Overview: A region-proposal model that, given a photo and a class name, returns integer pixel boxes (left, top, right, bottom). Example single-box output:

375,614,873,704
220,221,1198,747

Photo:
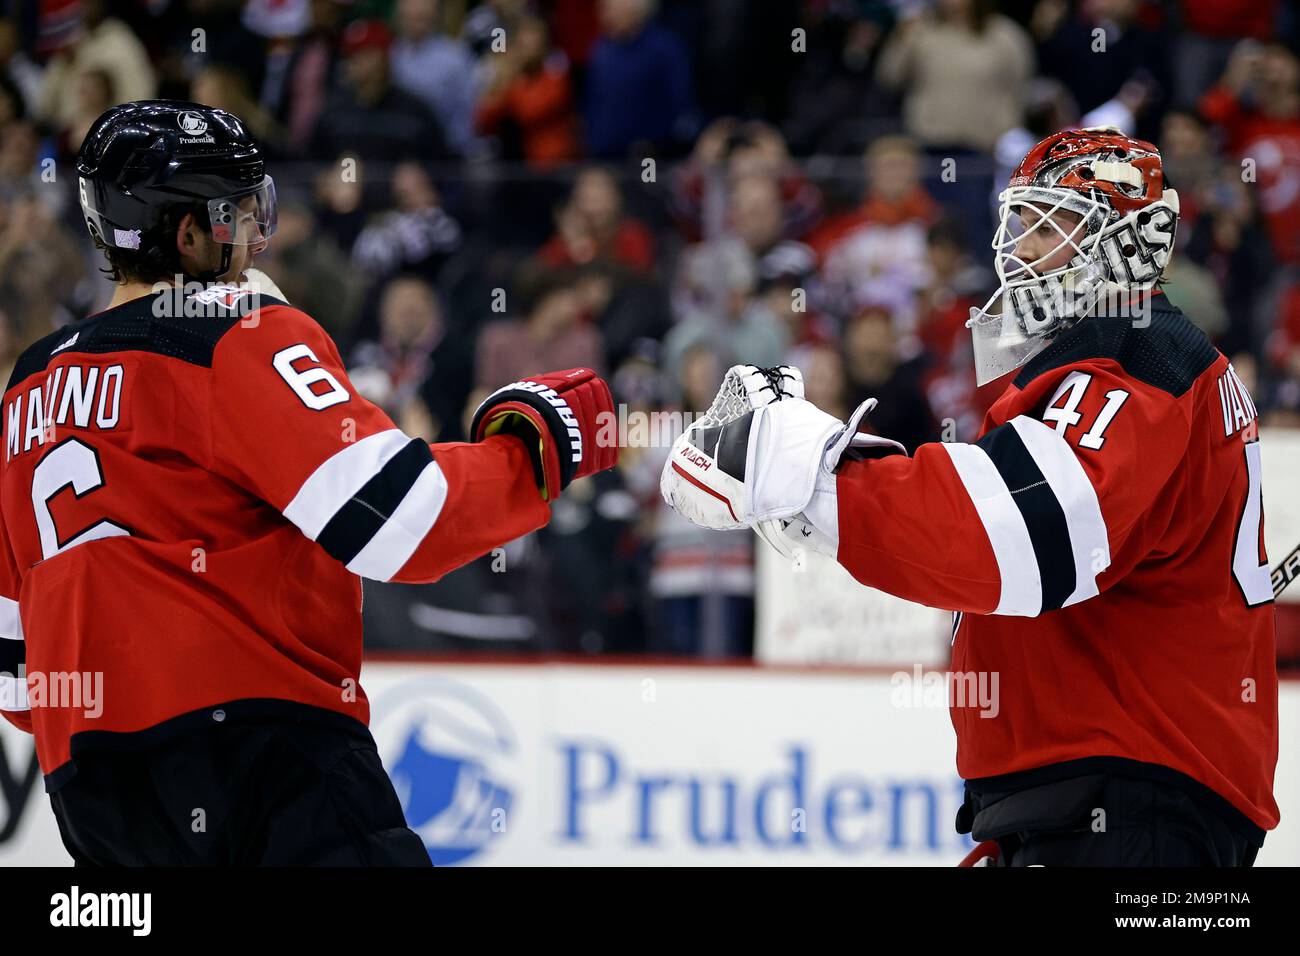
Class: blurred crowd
1,0,1299,659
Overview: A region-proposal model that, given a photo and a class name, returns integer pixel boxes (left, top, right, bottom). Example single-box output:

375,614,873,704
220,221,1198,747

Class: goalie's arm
659,362,1183,616
825,365,1190,616
829,442,1005,614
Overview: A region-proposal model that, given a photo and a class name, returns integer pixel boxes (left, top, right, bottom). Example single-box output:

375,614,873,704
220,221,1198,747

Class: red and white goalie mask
968,127,1181,385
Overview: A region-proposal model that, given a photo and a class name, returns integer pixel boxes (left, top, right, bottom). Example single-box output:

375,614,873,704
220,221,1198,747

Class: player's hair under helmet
967,127,1180,385
75,100,276,283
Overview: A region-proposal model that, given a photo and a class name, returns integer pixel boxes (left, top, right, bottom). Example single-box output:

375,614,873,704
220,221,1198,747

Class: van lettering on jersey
4,363,126,461
1217,363,1258,438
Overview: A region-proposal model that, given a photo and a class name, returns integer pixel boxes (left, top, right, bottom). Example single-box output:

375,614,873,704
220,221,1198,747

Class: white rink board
755,544,953,666
1261,427,1300,604
366,662,967,866
1,662,1296,866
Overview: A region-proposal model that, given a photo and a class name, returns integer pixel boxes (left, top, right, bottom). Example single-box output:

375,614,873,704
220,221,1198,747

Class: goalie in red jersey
0,101,616,865
664,128,1278,866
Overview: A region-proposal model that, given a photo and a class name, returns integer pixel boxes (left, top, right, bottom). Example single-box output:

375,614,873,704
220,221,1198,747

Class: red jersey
0,287,549,788
832,295,1279,832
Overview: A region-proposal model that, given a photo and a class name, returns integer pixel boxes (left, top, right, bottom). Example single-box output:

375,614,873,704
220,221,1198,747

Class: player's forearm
832,445,1002,615
387,435,551,583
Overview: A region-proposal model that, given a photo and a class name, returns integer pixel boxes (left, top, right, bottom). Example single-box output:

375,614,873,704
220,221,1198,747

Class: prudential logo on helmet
177,111,214,144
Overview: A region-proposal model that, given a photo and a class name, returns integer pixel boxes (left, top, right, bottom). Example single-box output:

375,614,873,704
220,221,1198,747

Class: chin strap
189,243,235,284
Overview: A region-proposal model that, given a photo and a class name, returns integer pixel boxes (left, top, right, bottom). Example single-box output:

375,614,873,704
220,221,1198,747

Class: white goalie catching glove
660,365,905,560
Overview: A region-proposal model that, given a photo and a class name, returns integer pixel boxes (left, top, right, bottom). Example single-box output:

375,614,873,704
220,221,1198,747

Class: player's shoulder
207,292,339,372
1012,294,1220,400
5,285,298,393
6,323,79,394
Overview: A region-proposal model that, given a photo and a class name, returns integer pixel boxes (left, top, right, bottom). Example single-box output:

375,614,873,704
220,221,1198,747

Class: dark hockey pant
47,715,432,866
957,771,1262,866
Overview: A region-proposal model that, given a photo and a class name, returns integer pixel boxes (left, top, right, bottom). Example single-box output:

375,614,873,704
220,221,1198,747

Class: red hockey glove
471,367,618,501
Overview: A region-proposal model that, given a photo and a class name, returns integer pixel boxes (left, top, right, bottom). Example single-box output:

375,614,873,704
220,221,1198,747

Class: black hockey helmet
75,100,276,281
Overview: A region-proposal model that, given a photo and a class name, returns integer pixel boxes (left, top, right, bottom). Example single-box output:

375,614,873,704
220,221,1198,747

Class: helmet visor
208,176,277,246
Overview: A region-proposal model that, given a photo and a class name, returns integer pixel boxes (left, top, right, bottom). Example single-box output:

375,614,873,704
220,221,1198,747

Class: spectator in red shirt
475,15,581,168
670,118,822,243
1199,41,1300,264
812,136,939,327
539,167,655,273
806,135,939,262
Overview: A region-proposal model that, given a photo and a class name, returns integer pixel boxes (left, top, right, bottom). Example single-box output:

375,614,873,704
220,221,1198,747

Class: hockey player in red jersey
0,101,617,865
663,128,1278,865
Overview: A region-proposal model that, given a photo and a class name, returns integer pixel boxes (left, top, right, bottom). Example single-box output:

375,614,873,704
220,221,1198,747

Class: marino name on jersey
6,359,126,462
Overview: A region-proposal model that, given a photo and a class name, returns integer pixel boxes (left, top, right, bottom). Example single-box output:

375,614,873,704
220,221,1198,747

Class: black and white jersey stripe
940,415,1110,617
283,428,448,581
0,594,27,713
